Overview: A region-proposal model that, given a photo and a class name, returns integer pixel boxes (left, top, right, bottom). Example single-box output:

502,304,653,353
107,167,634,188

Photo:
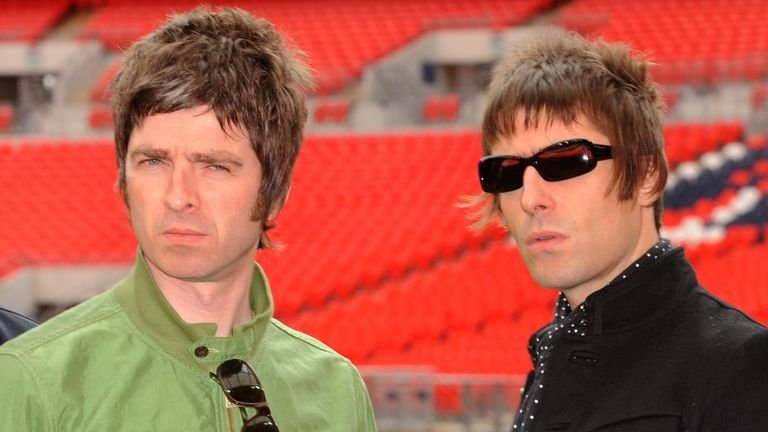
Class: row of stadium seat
80,0,554,95
665,140,767,209
422,94,461,122
284,221,767,368
89,95,460,127
1,0,767,384
0,124,762,285
0,141,135,272
314,99,351,124
0,104,14,132
282,240,554,363
2,127,767,374
560,0,768,83
664,121,744,167
0,1,71,42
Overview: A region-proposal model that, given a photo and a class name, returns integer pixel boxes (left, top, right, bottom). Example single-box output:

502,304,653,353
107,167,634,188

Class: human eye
207,163,231,173
139,158,163,166
500,157,523,168
539,142,585,159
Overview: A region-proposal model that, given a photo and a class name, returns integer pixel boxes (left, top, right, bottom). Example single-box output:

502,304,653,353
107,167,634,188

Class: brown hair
110,6,314,249
474,27,668,231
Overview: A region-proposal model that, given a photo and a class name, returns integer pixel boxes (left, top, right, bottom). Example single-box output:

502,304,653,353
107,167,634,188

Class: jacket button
194,346,209,358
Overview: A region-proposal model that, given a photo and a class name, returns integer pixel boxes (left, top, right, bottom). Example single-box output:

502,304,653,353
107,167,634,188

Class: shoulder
715,328,768,375
0,291,130,431
266,318,354,365
680,287,766,345
697,329,768,430
0,290,123,359
263,318,365,387
263,319,376,428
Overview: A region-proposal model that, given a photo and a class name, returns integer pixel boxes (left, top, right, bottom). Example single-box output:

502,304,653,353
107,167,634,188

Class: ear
637,165,661,208
267,184,291,221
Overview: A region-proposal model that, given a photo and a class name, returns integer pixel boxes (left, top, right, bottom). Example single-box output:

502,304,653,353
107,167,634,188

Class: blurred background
1,0,767,430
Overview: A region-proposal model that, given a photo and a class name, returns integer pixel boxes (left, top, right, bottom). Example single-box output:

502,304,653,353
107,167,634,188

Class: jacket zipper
226,404,236,432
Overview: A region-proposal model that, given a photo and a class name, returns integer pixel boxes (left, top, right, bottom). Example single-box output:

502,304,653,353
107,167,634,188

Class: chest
522,326,712,431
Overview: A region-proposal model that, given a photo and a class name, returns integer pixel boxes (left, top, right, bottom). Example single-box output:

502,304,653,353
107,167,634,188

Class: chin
164,269,215,283
529,266,571,290
149,253,212,281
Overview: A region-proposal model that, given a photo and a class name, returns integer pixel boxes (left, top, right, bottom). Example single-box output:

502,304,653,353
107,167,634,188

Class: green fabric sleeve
0,350,51,431
349,363,378,431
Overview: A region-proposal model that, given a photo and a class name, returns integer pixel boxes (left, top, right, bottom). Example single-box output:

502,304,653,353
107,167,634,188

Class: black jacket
0,306,37,345
519,248,768,431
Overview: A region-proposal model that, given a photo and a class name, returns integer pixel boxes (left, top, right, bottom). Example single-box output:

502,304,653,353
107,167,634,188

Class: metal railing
361,365,525,432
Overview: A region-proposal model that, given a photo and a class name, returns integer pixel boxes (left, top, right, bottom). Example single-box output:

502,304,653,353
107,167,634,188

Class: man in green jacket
0,6,376,431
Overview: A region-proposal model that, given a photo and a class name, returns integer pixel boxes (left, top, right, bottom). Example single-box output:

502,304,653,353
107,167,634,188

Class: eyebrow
128,147,244,168
189,150,244,167
504,139,594,159
129,146,169,161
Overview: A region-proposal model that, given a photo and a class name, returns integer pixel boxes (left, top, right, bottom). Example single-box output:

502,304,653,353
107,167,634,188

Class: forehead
490,111,609,157
128,107,250,152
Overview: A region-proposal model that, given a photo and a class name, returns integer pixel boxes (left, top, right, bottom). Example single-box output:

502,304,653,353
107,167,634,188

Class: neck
145,259,255,337
562,222,660,310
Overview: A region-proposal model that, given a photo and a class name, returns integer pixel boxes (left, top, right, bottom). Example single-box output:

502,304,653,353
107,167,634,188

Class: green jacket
0,253,376,431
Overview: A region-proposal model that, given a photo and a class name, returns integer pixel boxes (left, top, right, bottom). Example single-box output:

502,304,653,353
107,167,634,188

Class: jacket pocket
592,414,682,431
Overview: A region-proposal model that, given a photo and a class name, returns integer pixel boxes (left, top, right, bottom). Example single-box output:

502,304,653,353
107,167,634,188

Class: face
494,113,658,302
125,107,265,283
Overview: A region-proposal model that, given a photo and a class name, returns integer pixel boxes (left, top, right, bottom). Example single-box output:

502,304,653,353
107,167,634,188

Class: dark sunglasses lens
218,360,265,405
536,143,595,181
480,157,525,192
243,414,279,432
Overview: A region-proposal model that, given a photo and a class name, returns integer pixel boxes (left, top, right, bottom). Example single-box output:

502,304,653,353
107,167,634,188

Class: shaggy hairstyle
110,6,313,249
474,27,668,231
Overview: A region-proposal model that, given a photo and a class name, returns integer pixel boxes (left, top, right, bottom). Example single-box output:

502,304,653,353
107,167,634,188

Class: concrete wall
0,265,131,316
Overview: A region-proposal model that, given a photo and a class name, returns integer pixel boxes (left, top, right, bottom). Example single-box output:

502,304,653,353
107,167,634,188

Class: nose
164,164,199,212
519,165,553,215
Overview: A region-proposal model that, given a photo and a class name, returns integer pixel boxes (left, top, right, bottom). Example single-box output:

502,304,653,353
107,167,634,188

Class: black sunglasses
210,359,279,432
478,138,613,193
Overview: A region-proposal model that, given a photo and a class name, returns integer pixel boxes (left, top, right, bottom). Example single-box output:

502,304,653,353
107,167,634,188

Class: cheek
587,195,640,243
497,196,525,236
206,186,259,221
124,181,161,221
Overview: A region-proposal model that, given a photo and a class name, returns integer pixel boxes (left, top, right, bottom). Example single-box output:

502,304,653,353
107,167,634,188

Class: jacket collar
113,250,274,372
584,247,699,335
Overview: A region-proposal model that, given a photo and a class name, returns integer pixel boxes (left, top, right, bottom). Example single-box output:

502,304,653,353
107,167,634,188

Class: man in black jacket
473,27,768,431
0,306,37,345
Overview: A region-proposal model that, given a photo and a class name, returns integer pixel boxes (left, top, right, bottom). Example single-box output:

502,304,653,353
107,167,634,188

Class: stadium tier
0,139,135,276
1,5,768,425
0,1,71,42
664,121,744,167
560,0,768,83
82,0,554,96
2,126,767,375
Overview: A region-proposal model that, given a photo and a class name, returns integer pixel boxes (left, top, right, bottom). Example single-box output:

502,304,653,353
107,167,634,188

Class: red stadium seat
82,0,553,95
0,1,70,42
422,94,461,122
314,98,351,124
0,104,14,132
559,0,768,84
1,122,766,375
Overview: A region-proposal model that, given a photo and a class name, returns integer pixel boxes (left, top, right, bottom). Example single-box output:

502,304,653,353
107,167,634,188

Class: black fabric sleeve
699,330,768,431
0,306,38,345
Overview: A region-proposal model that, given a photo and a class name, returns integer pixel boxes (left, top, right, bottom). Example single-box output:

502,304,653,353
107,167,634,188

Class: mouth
163,228,206,243
526,231,567,250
